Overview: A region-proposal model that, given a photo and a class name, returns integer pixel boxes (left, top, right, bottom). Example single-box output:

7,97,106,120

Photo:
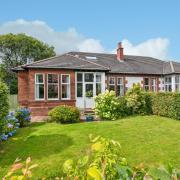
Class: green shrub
94,90,129,120
15,108,31,127
125,83,152,115
48,105,80,124
0,82,9,120
152,92,180,120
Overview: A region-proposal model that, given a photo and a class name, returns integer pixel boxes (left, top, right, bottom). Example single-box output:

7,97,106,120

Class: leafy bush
125,83,152,115
15,108,31,127
48,105,80,124
4,135,180,179
95,90,129,120
0,82,9,120
152,92,180,120
0,112,19,142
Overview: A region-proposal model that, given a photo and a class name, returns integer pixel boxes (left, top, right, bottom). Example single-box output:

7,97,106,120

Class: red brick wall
18,69,76,116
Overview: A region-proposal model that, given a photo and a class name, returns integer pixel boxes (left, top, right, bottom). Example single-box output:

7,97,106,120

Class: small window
85,73,94,82
47,74,59,100
61,74,70,99
35,74,44,100
165,76,172,92
109,77,115,91
151,78,157,92
117,77,124,96
144,78,149,91
175,76,180,92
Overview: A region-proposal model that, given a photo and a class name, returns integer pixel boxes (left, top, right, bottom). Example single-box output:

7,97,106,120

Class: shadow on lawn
0,123,74,166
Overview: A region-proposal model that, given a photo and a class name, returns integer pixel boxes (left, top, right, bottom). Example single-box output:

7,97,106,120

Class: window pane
77,83,83,97
85,73,94,82
36,74,43,83
48,84,58,99
96,83,101,95
36,84,44,99
144,78,149,85
96,74,101,82
109,77,115,84
117,85,124,96
117,78,123,85
62,75,70,83
175,84,179,92
77,73,82,82
48,74,58,83
109,85,115,91
62,84,70,99
175,76,179,83
85,84,93,97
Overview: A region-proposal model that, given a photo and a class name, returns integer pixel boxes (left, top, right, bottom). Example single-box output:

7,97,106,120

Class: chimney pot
117,42,124,61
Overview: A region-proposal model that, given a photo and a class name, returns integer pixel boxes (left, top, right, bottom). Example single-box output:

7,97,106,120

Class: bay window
47,74,59,100
35,74,44,100
61,74,70,99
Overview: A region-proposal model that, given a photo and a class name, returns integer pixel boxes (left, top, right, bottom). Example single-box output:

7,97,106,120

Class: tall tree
0,33,56,94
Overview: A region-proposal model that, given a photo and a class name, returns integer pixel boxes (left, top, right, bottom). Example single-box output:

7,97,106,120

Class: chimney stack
117,42,124,61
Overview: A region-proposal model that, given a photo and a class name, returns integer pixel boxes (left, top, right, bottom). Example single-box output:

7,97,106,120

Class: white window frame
175,75,180,92
151,78,157,92
109,77,115,91
35,73,45,100
165,76,172,92
61,74,71,100
47,73,59,100
117,77,124,96
96,73,102,96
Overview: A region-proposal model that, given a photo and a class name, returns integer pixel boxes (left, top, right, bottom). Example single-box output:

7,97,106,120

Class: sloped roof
13,51,180,75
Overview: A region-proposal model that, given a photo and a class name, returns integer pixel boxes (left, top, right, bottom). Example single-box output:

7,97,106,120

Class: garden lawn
0,115,180,178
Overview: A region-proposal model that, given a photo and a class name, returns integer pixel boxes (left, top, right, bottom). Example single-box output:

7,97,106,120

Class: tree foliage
0,33,56,94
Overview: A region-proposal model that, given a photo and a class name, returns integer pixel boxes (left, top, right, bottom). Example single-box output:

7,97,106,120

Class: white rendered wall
126,77,143,89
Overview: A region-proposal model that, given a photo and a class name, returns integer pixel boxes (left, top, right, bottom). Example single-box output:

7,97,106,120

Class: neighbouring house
13,42,180,116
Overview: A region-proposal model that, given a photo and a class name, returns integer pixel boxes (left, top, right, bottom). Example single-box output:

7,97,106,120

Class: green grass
0,115,179,178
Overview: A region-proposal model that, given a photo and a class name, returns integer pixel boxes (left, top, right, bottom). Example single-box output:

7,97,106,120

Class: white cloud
0,19,169,59
122,38,169,59
0,19,104,54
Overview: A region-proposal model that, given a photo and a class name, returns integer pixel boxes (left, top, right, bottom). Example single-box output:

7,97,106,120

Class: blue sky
0,0,180,61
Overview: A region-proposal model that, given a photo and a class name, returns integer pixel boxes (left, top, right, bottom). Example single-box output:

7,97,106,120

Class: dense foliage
15,108,31,127
0,82,9,120
48,105,80,124
151,92,180,120
94,90,129,120
4,135,180,179
0,112,19,142
125,83,152,115
0,33,56,94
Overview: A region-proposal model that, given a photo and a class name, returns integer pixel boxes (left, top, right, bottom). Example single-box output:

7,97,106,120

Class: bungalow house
14,42,180,116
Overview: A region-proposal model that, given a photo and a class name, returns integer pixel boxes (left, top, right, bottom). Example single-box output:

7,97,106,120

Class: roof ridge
66,53,110,70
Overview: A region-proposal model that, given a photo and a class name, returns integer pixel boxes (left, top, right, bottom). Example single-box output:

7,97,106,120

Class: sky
0,0,180,61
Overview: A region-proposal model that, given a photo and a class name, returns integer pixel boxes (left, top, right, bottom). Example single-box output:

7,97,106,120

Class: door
76,72,105,109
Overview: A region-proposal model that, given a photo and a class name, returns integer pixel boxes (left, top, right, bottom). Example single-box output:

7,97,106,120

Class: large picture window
35,74,44,100
47,74,59,100
165,77,172,92
61,74,70,99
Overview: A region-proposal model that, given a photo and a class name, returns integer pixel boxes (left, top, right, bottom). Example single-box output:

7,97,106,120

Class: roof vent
85,56,97,60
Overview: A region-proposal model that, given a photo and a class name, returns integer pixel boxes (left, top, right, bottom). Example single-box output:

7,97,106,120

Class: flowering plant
0,111,19,142
15,108,31,127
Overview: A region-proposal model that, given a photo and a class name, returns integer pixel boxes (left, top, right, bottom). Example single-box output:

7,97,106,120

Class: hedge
0,82,9,120
151,92,180,120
